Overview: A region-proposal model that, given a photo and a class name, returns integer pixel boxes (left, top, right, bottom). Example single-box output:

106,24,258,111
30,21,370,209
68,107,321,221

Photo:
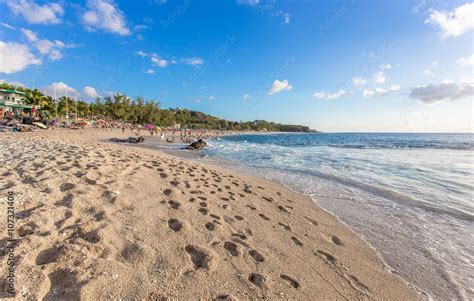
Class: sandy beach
0,129,420,300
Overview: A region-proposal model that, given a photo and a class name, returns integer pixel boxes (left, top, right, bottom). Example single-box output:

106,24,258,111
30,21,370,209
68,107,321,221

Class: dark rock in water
111,136,145,144
186,139,207,150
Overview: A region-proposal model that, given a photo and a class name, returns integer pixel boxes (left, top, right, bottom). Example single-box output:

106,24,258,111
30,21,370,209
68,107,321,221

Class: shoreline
0,128,421,299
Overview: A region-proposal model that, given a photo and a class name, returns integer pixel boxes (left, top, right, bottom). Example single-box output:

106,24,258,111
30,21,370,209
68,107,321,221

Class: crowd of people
99,121,234,143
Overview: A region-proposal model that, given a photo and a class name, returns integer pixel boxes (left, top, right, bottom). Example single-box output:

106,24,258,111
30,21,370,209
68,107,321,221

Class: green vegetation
0,82,310,132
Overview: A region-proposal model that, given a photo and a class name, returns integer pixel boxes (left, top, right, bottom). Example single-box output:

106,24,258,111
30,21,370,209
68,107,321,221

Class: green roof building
0,89,33,117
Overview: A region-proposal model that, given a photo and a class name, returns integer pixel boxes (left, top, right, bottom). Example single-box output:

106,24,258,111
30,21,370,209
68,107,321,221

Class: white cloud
362,89,375,98
282,12,290,24
0,22,16,30
457,54,474,66
243,94,250,101
313,89,346,100
145,69,155,74
424,69,435,77
352,77,366,86
136,50,147,58
208,95,215,100
182,57,204,66
373,71,386,84
410,81,474,103
268,79,293,95
380,63,392,70
363,84,400,98
21,28,72,61
237,0,260,6
425,3,474,38
390,84,401,91
151,54,168,67
442,78,454,84
138,51,202,68
82,86,98,98
44,82,77,97
0,41,41,74
5,0,64,24
82,0,131,36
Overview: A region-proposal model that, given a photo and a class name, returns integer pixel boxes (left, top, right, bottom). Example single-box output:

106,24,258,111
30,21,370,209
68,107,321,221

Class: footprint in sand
168,218,183,232
248,249,265,262
102,190,117,204
331,235,343,246
168,200,181,209
185,245,212,270
262,196,274,202
210,214,221,220
213,294,236,301
121,243,144,263
291,236,304,246
223,241,239,256
81,230,101,244
258,213,270,221
205,222,215,231
231,233,247,240
280,274,300,289
304,216,319,226
60,183,75,192
248,273,266,288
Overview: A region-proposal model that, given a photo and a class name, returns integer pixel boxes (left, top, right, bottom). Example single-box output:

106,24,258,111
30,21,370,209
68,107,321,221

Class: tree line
1,82,310,132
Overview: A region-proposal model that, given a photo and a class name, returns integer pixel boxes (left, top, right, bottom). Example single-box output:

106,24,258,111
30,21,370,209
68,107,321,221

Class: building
0,89,32,118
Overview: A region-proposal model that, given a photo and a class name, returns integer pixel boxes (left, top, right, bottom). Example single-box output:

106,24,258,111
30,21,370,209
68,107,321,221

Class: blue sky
0,0,473,132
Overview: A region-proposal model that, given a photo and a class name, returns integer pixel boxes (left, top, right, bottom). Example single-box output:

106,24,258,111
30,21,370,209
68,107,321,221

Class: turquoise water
200,133,474,300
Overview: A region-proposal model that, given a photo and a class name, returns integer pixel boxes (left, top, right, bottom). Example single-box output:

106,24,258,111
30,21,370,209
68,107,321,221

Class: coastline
0,129,420,299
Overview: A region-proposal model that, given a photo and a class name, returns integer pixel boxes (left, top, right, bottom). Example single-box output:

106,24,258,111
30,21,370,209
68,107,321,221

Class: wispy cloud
363,85,400,98
21,28,76,61
237,0,260,6
137,51,203,68
352,77,366,86
313,89,346,100
4,0,64,25
182,57,204,66
0,22,16,30
151,54,169,67
457,54,474,67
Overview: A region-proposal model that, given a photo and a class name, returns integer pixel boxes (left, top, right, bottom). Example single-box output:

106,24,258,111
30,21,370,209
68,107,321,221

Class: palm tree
25,89,44,106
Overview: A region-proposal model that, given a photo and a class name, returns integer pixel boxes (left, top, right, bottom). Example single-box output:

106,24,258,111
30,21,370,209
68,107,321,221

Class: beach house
0,89,32,118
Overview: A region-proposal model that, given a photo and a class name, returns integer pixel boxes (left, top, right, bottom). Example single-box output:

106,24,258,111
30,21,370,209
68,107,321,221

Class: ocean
196,133,474,300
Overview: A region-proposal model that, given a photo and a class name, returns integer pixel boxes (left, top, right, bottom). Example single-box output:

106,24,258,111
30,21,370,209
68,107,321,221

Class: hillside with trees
0,82,310,132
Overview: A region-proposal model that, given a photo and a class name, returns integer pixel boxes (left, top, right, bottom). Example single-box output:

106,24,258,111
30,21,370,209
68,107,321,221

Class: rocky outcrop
186,139,207,150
